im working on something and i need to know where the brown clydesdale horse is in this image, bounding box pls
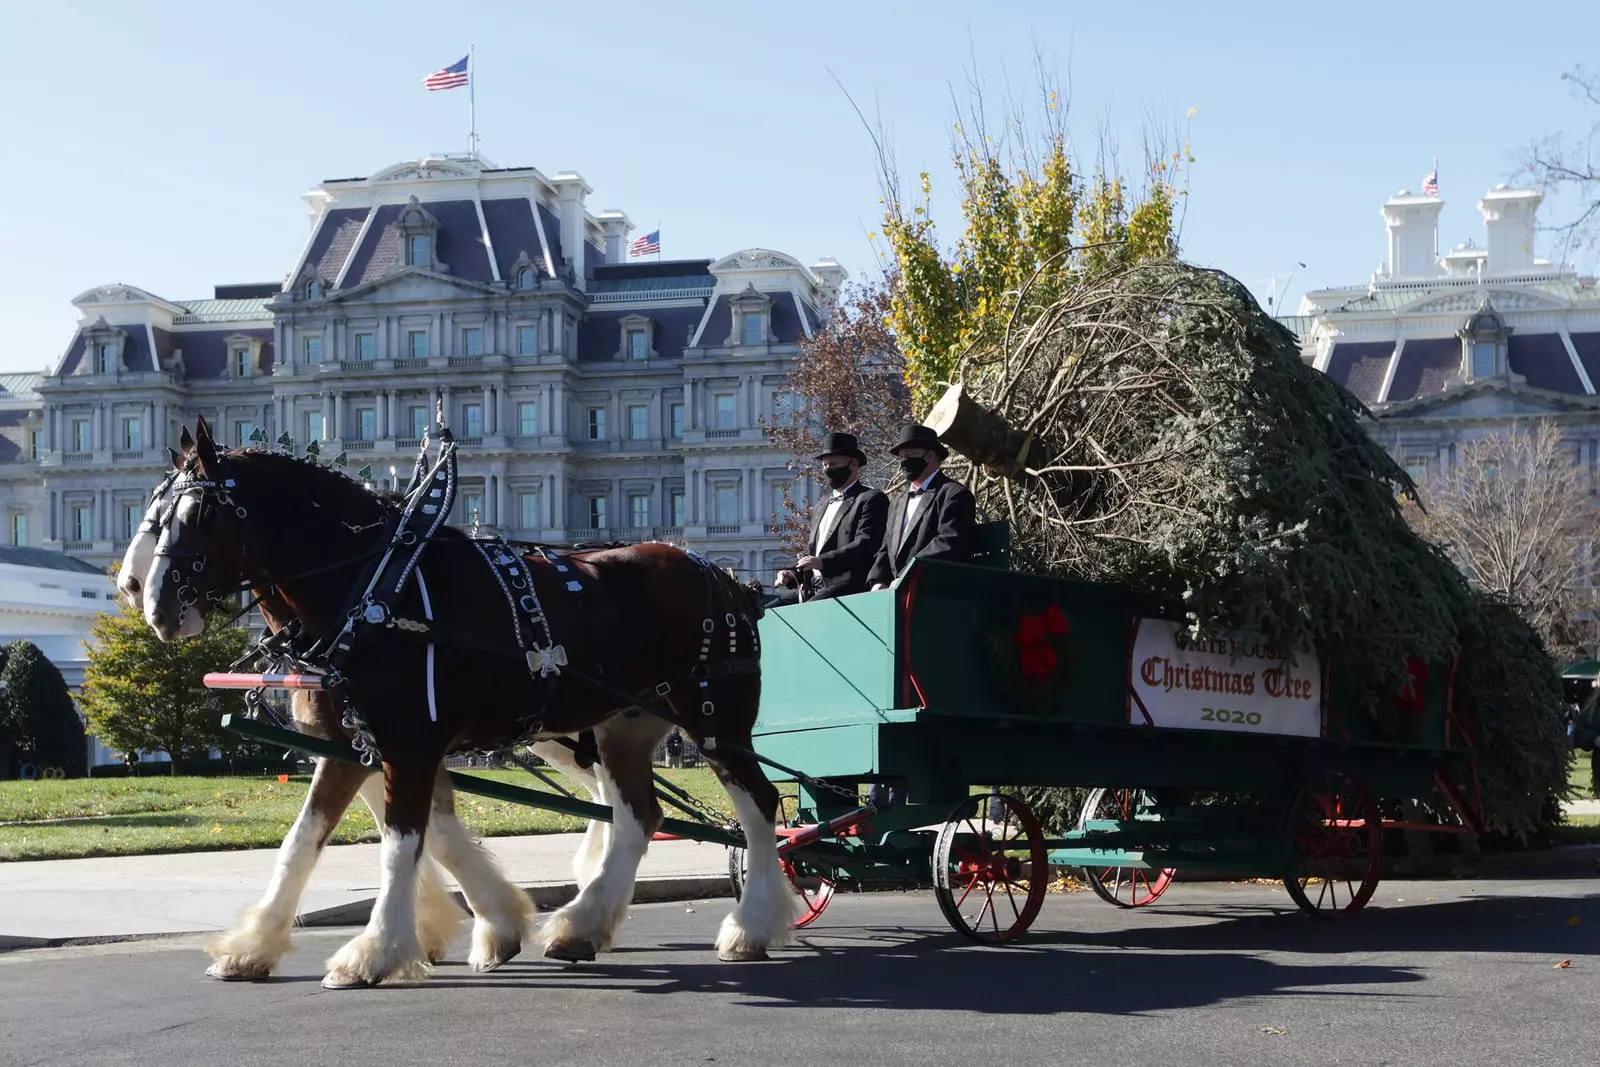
[135,417,795,987]
[118,450,616,983]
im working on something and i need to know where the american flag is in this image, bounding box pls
[423,55,470,91]
[1422,162,1439,197]
[628,229,661,257]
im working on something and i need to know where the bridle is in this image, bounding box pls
[152,455,253,627]
[149,452,398,632]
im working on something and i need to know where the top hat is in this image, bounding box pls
[888,423,948,459]
[814,431,867,464]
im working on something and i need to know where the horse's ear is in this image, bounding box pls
[179,425,195,453]
[168,447,183,471]
[193,416,220,473]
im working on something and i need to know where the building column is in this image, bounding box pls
[486,387,497,435]
[333,393,346,439]
[322,392,333,436]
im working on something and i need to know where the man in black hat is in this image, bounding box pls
[867,423,976,590]
[774,431,889,601]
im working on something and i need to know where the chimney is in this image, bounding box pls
[1479,184,1542,276]
[811,258,847,308]
[549,172,593,289]
[1380,191,1445,280]
[596,210,632,264]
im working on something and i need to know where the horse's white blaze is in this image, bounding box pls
[717,784,800,959]
[540,759,647,955]
[117,493,164,611]
[145,493,200,639]
[203,798,333,979]
[425,806,534,972]
[324,828,430,988]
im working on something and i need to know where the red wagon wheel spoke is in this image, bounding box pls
[727,793,836,930]
[1079,787,1177,909]
[1283,770,1383,919]
[934,793,1047,945]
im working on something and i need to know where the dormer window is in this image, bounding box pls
[726,284,775,347]
[394,196,447,274]
[1458,299,1512,383]
[508,250,539,292]
[306,278,324,300]
[613,314,658,361]
[225,333,262,378]
[742,313,766,347]
[517,267,534,290]
[79,316,126,376]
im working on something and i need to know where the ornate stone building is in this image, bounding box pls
[0,154,845,580]
[1290,182,1600,483]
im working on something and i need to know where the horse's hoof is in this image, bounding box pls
[321,970,378,990]
[206,959,271,982]
[471,937,523,973]
[543,939,597,963]
[717,945,770,962]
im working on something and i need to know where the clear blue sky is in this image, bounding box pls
[1,0,1595,373]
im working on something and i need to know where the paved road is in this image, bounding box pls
[2,878,1597,1067]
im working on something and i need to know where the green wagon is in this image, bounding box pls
[739,535,1485,942]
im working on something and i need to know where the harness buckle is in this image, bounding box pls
[655,682,672,696]
[690,664,709,681]
[701,618,715,634]
[701,701,716,717]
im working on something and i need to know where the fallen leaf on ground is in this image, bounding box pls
[1260,1026,1287,1035]
[1555,959,1572,969]
[1567,916,1582,927]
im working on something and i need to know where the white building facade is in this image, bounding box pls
[1290,182,1600,484]
[0,153,843,582]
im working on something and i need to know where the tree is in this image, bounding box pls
[1406,422,1597,664]
[877,65,1189,413]
[764,279,912,540]
[79,596,252,769]
[0,641,87,777]
[1516,65,1600,254]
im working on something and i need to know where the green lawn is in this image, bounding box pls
[0,767,735,863]
[1572,752,1595,799]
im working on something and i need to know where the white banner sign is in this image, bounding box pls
[1129,619,1323,738]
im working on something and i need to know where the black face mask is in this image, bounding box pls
[824,466,854,490]
[899,455,930,480]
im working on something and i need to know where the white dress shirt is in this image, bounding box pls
[900,469,938,539]
[815,479,858,553]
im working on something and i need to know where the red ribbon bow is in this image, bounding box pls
[1015,604,1069,681]
[1398,657,1429,714]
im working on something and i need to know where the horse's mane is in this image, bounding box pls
[225,447,406,514]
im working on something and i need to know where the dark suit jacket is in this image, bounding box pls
[867,471,976,587]
[802,481,889,599]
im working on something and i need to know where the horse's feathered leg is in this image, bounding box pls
[698,680,800,961]
[204,755,366,980]
[540,715,668,961]
[323,751,439,988]
[422,767,535,972]
[527,737,609,890]
[354,772,467,964]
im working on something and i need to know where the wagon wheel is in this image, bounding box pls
[1076,787,1176,908]
[726,793,836,928]
[933,792,1047,944]
[1282,770,1384,918]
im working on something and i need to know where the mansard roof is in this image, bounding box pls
[294,194,563,293]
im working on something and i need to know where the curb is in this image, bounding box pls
[0,875,732,953]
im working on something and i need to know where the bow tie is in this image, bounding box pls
[908,486,926,496]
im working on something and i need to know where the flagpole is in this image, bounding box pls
[468,44,477,156]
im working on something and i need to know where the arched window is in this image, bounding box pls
[516,267,534,290]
